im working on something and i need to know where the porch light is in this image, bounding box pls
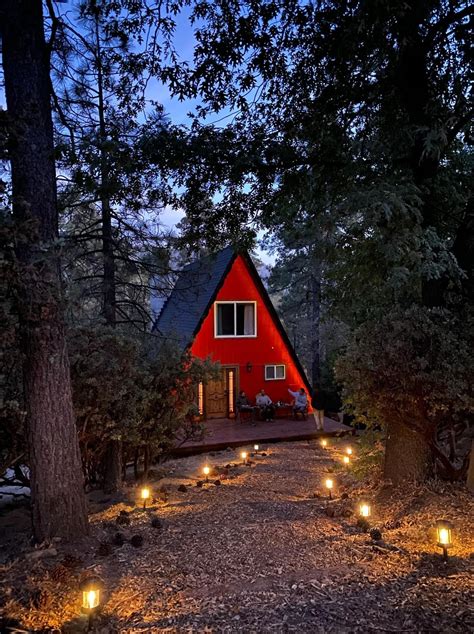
[359,503,371,518]
[435,519,453,561]
[203,465,210,481]
[141,486,150,509]
[241,451,248,464]
[325,478,334,499]
[80,576,104,614]
[343,455,350,465]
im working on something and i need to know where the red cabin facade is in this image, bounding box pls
[154,247,311,419]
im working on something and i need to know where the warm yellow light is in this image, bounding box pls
[198,382,204,416]
[228,370,235,414]
[438,528,451,545]
[359,503,371,518]
[346,447,353,455]
[83,589,100,610]
[241,451,248,461]
[321,439,327,448]
[343,455,350,465]
[254,444,259,451]
[325,478,333,490]
[203,466,210,476]
[141,487,150,500]
[80,576,103,614]
[435,520,453,561]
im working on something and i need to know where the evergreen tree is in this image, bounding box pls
[0,0,89,540]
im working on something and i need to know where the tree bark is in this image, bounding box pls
[466,441,474,493]
[1,0,88,540]
[310,248,322,391]
[95,12,122,492]
[384,420,433,485]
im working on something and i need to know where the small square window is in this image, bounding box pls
[265,364,285,380]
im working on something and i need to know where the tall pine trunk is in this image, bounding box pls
[382,3,439,483]
[384,421,433,485]
[95,13,122,493]
[1,0,88,540]
[310,249,322,391]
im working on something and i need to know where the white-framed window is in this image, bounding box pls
[214,301,257,337]
[265,364,286,380]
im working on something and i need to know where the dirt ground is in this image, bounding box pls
[1,438,473,633]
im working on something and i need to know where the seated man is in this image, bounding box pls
[256,389,275,421]
[288,387,308,418]
[236,390,255,423]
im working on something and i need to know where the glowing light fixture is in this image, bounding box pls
[228,370,235,415]
[203,465,210,481]
[343,455,350,465]
[321,439,328,448]
[254,444,260,454]
[325,478,334,499]
[141,486,150,509]
[359,503,371,518]
[241,451,248,464]
[80,576,104,614]
[346,447,353,455]
[435,519,453,561]
[198,382,204,416]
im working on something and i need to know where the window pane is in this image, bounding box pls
[236,303,255,335]
[217,304,235,335]
[265,366,275,379]
[276,365,285,379]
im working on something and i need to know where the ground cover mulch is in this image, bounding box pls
[0,438,473,633]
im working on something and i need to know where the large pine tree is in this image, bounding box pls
[1,0,88,540]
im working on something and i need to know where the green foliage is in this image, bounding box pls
[68,327,218,485]
[336,307,474,471]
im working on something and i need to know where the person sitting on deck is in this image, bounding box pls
[236,390,255,423]
[288,388,308,418]
[256,389,275,421]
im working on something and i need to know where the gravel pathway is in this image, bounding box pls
[1,440,473,632]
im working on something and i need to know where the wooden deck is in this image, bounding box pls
[174,415,353,456]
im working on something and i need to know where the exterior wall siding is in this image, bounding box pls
[190,255,310,405]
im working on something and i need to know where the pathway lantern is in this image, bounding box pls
[343,455,350,465]
[241,451,248,465]
[325,478,334,499]
[80,576,104,614]
[435,519,454,562]
[346,447,353,455]
[254,444,260,454]
[203,465,210,482]
[140,486,150,509]
[359,502,371,518]
[321,439,328,448]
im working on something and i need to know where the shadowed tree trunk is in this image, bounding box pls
[310,248,322,391]
[384,420,433,485]
[1,0,88,540]
[95,12,122,493]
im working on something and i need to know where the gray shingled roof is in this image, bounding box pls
[152,246,236,349]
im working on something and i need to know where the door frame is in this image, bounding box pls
[202,365,239,419]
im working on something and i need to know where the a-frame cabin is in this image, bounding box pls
[153,247,311,419]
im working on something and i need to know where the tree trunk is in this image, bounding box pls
[1,0,88,541]
[103,439,122,494]
[95,14,122,492]
[466,441,474,493]
[384,420,433,485]
[310,249,322,391]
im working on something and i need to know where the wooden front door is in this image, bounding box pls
[205,366,238,419]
